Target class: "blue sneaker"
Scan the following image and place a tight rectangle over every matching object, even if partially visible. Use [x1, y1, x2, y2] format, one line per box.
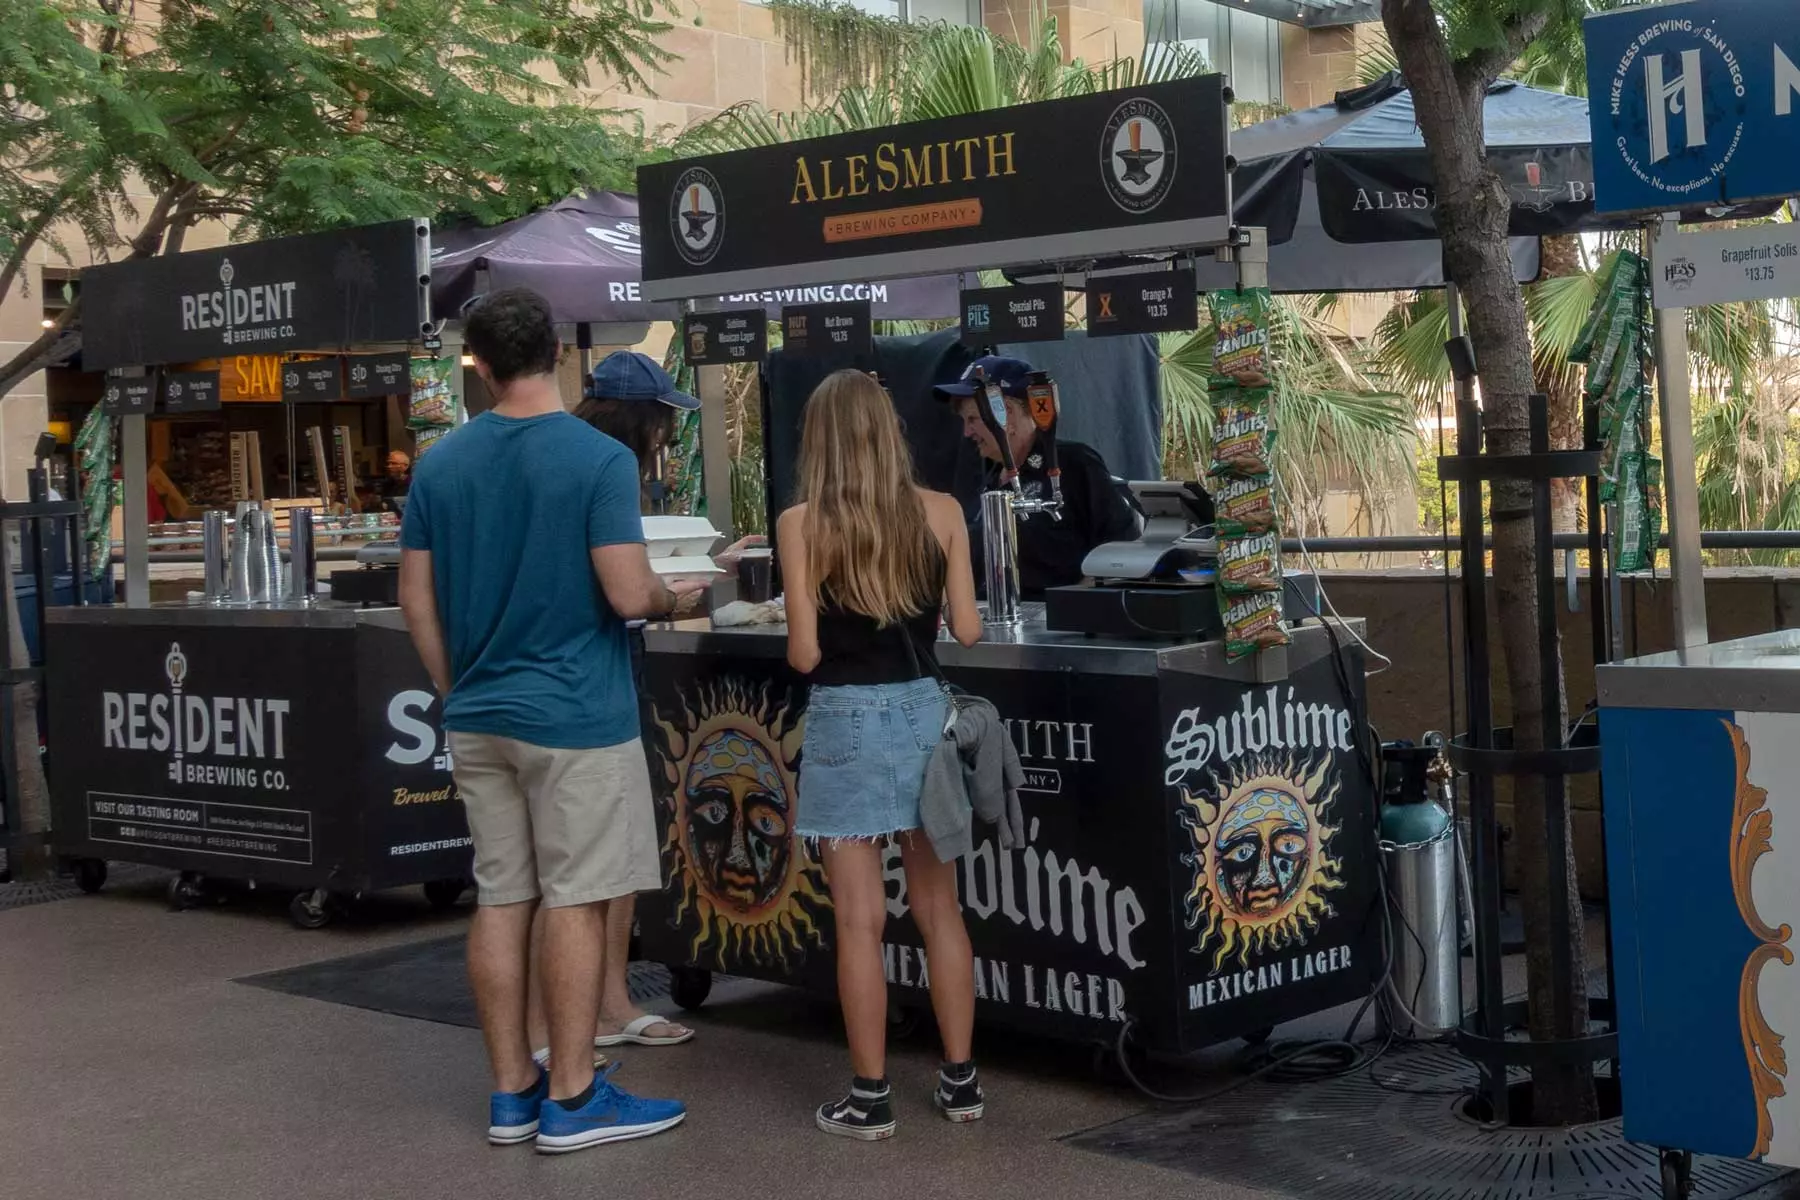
[489, 1067, 548, 1146]
[535, 1063, 687, 1155]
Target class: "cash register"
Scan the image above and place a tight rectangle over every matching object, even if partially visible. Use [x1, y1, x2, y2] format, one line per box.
[1043, 480, 1318, 639]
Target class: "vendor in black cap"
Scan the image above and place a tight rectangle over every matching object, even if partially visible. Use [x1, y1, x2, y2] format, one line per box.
[937, 355, 1138, 596]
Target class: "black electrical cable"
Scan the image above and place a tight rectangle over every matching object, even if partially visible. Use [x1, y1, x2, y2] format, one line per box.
[1114, 614, 1409, 1104]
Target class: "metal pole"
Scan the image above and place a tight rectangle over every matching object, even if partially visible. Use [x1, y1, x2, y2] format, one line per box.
[1648, 215, 1707, 650]
[120, 411, 149, 607]
[1446, 282, 1474, 413]
[695, 365, 736, 544]
[1235, 227, 1289, 683]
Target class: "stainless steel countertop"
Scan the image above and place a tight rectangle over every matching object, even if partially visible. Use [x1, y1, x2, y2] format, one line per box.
[1598, 628, 1800, 711]
[645, 606, 1361, 680]
[46, 600, 374, 630]
[49, 600, 1362, 683]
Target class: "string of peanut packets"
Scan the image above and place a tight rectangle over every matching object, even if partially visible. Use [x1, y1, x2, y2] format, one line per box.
[1568, 249, 1660, 574]
[1206, 286, 1287, 661]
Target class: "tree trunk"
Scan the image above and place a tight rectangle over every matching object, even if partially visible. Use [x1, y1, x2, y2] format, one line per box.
[1539, 234, 1585, 533]
[1382, 0, 1595, 1125]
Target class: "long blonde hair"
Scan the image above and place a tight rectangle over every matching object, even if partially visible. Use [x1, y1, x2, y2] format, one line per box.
[798, 370, 938, 625]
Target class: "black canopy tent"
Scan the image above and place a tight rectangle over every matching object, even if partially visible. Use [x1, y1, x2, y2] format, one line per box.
[430, 192, 961, 329]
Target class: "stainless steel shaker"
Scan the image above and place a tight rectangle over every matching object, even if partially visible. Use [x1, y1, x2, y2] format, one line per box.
[228, 503, 260, 603]
[202, 510, 228, 604]
[259, 509, 283, 603]
[288, 506, 316, 603]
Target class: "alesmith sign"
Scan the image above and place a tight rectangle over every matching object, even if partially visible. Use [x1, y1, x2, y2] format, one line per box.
[1585, 0, 1800, 214]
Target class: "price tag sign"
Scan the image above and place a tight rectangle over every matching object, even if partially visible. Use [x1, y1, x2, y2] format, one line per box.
[685, 309, 768, 366]
[960, 284, 1065, 345]
[781, 300, 871, 359]
[1086, 269, 1198, 337]
[160, 370, 221, 414]
[344, 351, 412, 398]
[1651, 225, 1800, 309]
[101, 376, 157, 416]
[282, 358, 343, 402]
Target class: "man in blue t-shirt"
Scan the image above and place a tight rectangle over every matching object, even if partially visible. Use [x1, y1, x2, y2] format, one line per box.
[399, 288, 707, 1154]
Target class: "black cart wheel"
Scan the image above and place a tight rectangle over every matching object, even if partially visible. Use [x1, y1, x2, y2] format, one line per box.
[167, 872, 205, 912]
[422, 878, 468, 910]
[289, 889, 333, 930]
[1243, 1025, 1275, 1047]
[668, 966, 713, 1011]
[1660, 1149, 1693, 1200]
[72, 859, 108, 894]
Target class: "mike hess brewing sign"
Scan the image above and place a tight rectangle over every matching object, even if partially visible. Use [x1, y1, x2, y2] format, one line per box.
[82, 219, 433, 371]
[638, 76, 1231, 301]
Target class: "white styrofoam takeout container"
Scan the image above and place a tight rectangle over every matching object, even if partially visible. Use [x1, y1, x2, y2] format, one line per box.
[642, 515, 722, 560]
[650, 555, 726, 586]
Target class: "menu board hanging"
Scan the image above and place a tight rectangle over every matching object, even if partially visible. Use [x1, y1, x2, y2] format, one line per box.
[639, 76, 1231, 300]
[283, 359, 343, 402]
[344, 351, 412, 398]
[780, 300, 871, 359]
[960, 284, 1065, 345]
[81, 219, 430, 371]
[101, 376, 158, 416]
[160, 370, 221, 413]
[684, 309, 768, 366]
[1086, 269, 1199, 337]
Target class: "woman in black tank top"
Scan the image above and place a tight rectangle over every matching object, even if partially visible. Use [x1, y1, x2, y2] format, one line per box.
[779, 369, 983, 1141]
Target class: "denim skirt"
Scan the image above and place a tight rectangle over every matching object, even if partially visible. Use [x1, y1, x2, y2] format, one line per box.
[798, 678, 950, 840]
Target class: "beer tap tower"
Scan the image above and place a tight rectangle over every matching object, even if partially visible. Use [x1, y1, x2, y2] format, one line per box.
[974, 365, 1061, 628]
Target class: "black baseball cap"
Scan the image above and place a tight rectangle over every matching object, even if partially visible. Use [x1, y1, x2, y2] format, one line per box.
[934, 355, 1033, 401]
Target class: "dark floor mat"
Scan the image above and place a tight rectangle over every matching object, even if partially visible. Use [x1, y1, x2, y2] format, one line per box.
[1065, 1043, 1786, 1199]
[239, 935, 676, 1029]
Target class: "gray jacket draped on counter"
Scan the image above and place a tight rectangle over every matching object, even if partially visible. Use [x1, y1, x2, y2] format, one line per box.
[920, 694, 1027, 862]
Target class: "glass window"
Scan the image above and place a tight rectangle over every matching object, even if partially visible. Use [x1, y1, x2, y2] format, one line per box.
[906, 0, 977, 22]
[844, 0, 901, 16]
[1143, 0, 1282, 104]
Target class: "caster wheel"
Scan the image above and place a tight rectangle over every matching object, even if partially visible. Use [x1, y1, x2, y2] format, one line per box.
[422, 878, 468, 910]
[72, 858, 108, 894]
[1660, 1149, 1692, 1200]
[886, 1002, 924, 1040]
[289, 889, 333, 929]
[668, 966, 713, 1012]
[167, 873, 204, 912]
[1243, 1025, 1275, 1047]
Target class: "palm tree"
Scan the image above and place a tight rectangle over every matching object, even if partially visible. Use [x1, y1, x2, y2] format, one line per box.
[680, 13, 1415, 524]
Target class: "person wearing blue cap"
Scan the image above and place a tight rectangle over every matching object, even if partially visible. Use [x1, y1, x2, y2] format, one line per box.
[936, 356, 1137, 596]
[518, 350, 763, 1061]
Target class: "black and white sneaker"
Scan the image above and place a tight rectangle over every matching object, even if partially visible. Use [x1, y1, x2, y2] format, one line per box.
[816, 1077, 896, 1141]
[934, 1061, 985, 1122]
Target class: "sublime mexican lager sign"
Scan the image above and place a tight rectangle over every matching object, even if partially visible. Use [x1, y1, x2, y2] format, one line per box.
[82, 220, 433, 371]
[1584, 0, 1800, 214]
[637, 76, 1231, 300]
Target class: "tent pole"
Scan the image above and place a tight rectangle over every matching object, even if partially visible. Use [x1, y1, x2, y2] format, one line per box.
[120, 408, 149, 608]
[697, 364, 734, 546]
[1647, 215, 1707, 651]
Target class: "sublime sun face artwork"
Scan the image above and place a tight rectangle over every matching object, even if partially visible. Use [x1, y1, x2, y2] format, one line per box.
[651, 676, 830, 970]
[1178, 752, 1344, 969]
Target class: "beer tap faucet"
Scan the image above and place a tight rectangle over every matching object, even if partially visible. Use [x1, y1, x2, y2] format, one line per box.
[975, 368, 1025, 627]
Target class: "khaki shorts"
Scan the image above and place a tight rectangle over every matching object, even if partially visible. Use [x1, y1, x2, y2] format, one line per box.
[448, 732, 663, 908]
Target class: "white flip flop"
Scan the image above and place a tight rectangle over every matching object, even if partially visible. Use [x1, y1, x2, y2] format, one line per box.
[531, 1046, 611, 1069]
[592, 1014, 695, 1047]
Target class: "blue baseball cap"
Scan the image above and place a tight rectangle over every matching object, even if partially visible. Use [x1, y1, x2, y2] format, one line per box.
[586, 350, 700, 410]
[935, 355, 1033, 401]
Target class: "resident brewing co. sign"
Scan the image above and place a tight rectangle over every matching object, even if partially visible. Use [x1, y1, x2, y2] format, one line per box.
[1584, 0, 1800, 214]
[82, 220, 433, 371]
[637, 76, 1232, 301]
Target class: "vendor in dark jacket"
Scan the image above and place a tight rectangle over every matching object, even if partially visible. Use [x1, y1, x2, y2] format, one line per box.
[937, 356, 1138, 596]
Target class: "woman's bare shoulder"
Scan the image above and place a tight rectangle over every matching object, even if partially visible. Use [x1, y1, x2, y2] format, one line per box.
[915, 488, 960, 517]
[777, 502, 807, 528]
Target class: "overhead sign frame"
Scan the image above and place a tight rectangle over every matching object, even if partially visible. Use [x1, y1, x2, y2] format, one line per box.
[638, 76, 1233, 301]
[1583, 0, 1800, 216]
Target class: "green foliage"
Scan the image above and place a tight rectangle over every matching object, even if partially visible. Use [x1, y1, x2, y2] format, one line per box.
[1160, 298, 1415, 536]
[682, 10, 1211, 156]
[1, 0, 673, 393]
